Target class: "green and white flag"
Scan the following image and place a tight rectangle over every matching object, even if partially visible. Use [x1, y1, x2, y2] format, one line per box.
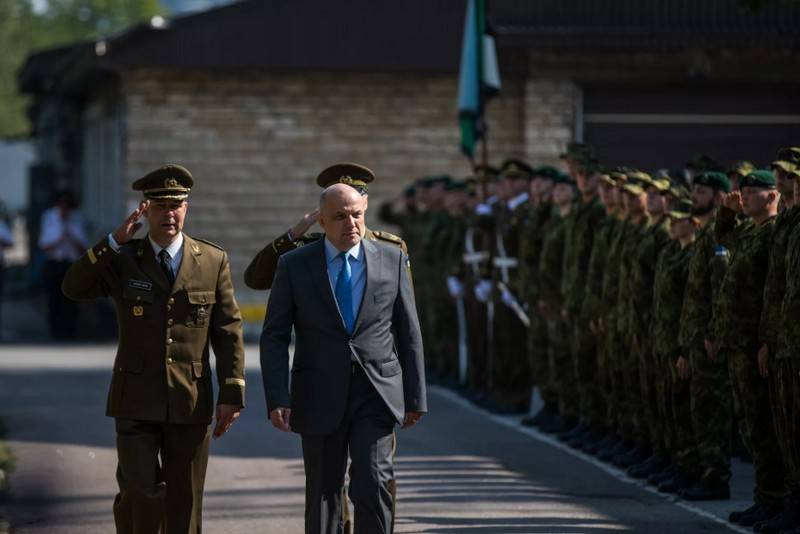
[457, 0, 501, 159]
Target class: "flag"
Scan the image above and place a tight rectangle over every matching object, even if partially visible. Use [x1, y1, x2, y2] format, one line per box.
[457, 0, 501, 159]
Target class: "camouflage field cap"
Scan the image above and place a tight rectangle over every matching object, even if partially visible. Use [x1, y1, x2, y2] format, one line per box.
[622, 170, 653, 195]
[771, 147, 800, 174]
[668, 197, 694, 220]
[132, 164, 193, 201]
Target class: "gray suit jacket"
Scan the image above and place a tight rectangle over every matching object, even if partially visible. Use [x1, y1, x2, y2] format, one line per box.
[260, 237, 426, 436]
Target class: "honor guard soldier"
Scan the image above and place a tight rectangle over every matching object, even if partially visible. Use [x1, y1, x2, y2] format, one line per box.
[62, 164, 246, 534]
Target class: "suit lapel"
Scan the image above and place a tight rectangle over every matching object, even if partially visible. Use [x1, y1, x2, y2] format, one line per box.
[307, 239, 341, 322]
[136, 239, 170, 292]
[172, 234, 200, 294]
[352, 238, 380, 335]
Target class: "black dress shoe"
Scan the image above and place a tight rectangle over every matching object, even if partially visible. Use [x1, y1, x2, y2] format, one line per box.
[739, 503, 781, 528]
[730, 503, 761, 524]
[677, 480, 730, 501]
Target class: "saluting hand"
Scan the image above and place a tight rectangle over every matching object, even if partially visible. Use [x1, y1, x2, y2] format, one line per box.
[288, 209, 320, 241]
[213, 404, 241, 438]
[723, 191, 743, 212]
[112, 200, 148, 244]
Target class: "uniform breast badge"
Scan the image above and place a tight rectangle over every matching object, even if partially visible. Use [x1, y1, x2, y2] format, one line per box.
[133, 305, 144, 317]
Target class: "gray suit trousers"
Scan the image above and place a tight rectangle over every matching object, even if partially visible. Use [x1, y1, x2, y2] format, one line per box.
[301, 365, 395, 534]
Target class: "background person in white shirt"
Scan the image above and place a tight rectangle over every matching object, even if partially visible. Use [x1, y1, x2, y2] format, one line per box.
[38, 189, 87, 340]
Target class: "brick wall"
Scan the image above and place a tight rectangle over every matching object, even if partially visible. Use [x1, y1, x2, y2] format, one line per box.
[121, 69, 577, 303]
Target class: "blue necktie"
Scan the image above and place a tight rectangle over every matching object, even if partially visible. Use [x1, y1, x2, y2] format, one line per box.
[335, 252, 354, 333]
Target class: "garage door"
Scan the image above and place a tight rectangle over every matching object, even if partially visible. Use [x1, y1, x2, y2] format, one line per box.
[583, 84, 800, 171]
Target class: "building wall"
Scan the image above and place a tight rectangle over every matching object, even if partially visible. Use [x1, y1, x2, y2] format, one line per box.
[121, 69, 575, 303]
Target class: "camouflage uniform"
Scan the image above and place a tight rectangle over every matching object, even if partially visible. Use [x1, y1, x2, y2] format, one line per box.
[776, 214, 800, 501]
[582, 211, 620, 432]
[615, 215, 650, 444]
[651, 240, 695, 472]
[600, 216, 633, 435]
[629, 215, 670, 451]
[437, 213, 467, 380]
[561, 196, 607, 430]
[537, 210, 574, 417]
[714, 206, 785, 504]
[679, 220, 733, 483]
[520, 202, 555, 405]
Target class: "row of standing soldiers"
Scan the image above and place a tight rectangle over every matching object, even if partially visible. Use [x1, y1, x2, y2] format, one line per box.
[380, 145, 800, 533]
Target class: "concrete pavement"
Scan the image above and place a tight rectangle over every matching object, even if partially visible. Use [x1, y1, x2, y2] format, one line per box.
[0, 345, 754, 533]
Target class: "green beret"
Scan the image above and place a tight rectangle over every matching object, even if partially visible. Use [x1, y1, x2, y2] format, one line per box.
[693, 171, 731, 193]
[316, 163, 375, 192]
[132, 164, 194, 200]
[551, 170, 574, 185]
[668, 197, 694, 220]
[533, 165, 561, 180]
[500, 158, 534, 180]
[741, 169, 776, 189]
[559, 142, 595, 162]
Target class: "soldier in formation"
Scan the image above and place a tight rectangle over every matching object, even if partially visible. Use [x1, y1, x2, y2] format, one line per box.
[376, 145, 800, 532]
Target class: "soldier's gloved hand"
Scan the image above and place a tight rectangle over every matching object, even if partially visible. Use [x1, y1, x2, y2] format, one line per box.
[446, 276, 464, 298]
[501, 288, 518, 308]
[474, 279, 492, 303]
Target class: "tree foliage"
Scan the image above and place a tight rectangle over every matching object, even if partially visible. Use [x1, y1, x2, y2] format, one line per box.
[0, 0, 164, 138]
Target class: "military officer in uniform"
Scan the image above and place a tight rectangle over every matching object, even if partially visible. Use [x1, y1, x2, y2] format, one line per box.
[243, 163, 408, 291]
[61, 164, 246, 534]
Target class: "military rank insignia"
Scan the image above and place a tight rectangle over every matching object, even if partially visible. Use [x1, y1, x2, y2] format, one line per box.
[133, 306, 144, 317]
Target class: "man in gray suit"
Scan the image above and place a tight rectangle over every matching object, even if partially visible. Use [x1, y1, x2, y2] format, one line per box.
[261, 175, 427, 534]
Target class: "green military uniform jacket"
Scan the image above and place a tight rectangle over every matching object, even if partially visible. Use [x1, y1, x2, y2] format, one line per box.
[629, 216, 671, 340]
[779, 222, 800, 358]
[561, 196, 606, 319]
[243, 227, 407, 290]
[713, 207, 776, 351]
[760, 206, 800, 353]
[651, 240, 693, 360]
[62, 234, 246, 424]
[581, 212, 618, 323]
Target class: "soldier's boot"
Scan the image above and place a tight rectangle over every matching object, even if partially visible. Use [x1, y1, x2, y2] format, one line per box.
[677, 478, 730, 501]
[597, 439, 633, 463]
[754, 505, 800, 534]
[613, 446, 650, 469]
[647, 464, 677, 486]
[584, 432, 618, 456]
[730, 503, 763, 524]
[558, 421, 589, 442]
[742, 504, 783, 529]
[569, 428, 603, 450]
[627, 453, 668, 479]
[657, 471, 698, 494]
[526, 403, 558, 427]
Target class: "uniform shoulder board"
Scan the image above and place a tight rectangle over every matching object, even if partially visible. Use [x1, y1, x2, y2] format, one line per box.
[372, 230, 404, 246]
[193, 238, 225, 251]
